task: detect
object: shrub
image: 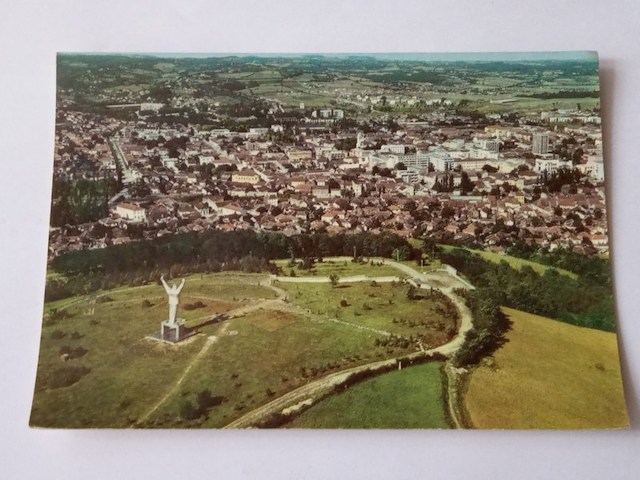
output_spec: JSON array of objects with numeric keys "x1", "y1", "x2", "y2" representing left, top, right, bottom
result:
[
  {"x1": 50, "y1": 330, "x2": 66, "y2": 340},
  {"x1": 179, "y1": 400, "x2": 201, "y2": 421},
  {"x1": 47, "y1": 366, "x2": 91, "y2": 389},
  {"x1": 255, "y1": 412, "x2": 290, "y2": 428},
  {"x1": 142, "y1": 299, "x2": 154, "y2": 308},
  {"x1": 96, "y1": 295, "x2": 113, "y2": 304},
  {"x1": 49, "y1": 309, "x2": 71, "y2": 321},
  {"x1": 183, "y1": 301, "x2": 206, "y2": 311},
  {"x1": 44, "y1": 280, "x2": 74, "y2": 302},
  {"x1": 196, "y1": 388, "x2": 223, "y2": 413},
  {"x1": 59, "y1": 345, "x2": 89, "y2": 359}
]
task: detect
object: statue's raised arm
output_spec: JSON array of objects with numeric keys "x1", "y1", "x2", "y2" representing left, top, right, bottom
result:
[
  {"x1": 160, "y1": 275, "x2": 170, "y2": 293},
  {"x1": 176, "y1": 279, "x2": 186, "y2": 294}
]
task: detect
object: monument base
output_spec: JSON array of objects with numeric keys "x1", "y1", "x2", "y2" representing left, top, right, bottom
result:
[{"x1": 147, "y1": 319, "x2": 196, "y2": 344}]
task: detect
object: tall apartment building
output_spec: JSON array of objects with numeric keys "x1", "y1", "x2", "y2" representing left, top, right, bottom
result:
[{"x1": 532, "y1": 132, "x2": 549, "y2": 155}]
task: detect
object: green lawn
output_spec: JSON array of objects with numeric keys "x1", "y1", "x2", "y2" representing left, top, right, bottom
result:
[
  {"x1": 32, "y1": 271, "x2": 424, "y2": 428},
  {"x1": 32, "y1": 267, "x2": 461, "y2": 429},
  {"x1": 288, "y1": 361, "x2": 450, "y2": 428},
  {"x1": 31, "y1": 273, "x2": 276, "y2": 428},
  {"x1": 277, "y1": 281, "x2": 457, "y2": 346},
  {"x1": 275, "y1": 258, "x2": 404, "y2": 278},
  {"x1": 150, "y1": 309, "x2": 381, "y2": 428}
]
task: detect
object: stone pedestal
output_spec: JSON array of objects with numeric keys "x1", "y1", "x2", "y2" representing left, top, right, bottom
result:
[{"x1": 161, "y1": 319, "x2": 190, "y2": 343}]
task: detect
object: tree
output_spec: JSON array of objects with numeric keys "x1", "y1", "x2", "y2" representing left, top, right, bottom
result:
[
  {"x1": 394, "y1": 162, "x2": 407, "y2": 171},
  {"x1": 129, "y1": 178, "x2": 151, "y2": 199},
  {"x1": 459, "y1": 171, "x2": 474, "y2": 195},
  {"x1": 180, "y1": 400, "x2": 201, "y2": 420},
  {"x1": 572, "y1": 148, "x2": 584, "y2": 165},
  {"x1": 392, "y1": 246, "x2": 410, "y2": 262},
  {"x1": 422, "y1": 237, "x2": 440, "y2": 259}
]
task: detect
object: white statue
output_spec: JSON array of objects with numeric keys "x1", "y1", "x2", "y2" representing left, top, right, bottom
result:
[{"x1": 161, "y1": 275, "x2": 185, "y2": 325}]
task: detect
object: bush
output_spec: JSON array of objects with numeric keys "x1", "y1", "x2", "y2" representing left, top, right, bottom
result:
[
  {"x1": 49, "y1": 309, "x2": 71, "y2": 321},
  {"x1": 46, "y1": 366, "x2": 91, "y2": 389},
  {"x1": 59, "y1": 345, "x2": 89, "y2": 359},
  {"x1": 96, "y1": 295, "x2": 113, "y2": 304},
  {"x1": 179, "y1": 400, "x2": 201, "y2": 421},
  {"x1": 196, "y1": 388, "x2": 223, "y2": 412},
  {"x1": 44, "y1": 280, "x2": 74, "y2": 302},
  {"x1": 142, "y1": 299, "x2": 154, "y2": 308},
  {"x1": 183, "y1": 301, "x2": 206, "y2": 311},
  {"x1": 255, "y1": 412, "x2": 290, "y2": 428},
  {"x1": 50, "y1": 330, "x2": 66, "y2": 339}
]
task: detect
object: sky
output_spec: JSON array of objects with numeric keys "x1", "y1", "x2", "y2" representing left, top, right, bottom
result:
[{"x1": 76, "y1": 51, "x2": 598, "y2": 62}]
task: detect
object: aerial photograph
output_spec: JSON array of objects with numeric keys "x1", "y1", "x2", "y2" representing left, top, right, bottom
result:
[{"x1": 30, "y1": 51, "x2": 628, "y2": 429}]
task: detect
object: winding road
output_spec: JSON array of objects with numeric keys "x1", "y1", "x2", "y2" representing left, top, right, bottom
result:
[
  {"x1": 133, "y1": 257, "x2": 473, "y2": 428},
  {"x1": 222, "y1": 257, "x2": 474, "y2": 428}
]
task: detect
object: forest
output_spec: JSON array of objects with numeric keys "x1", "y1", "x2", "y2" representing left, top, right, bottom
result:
[
  {"x1": 45, "y1": 230, "x2": 416, "y2": 301},
  {"x1": 442, "y1": 247, "x2": 616, "y2": 367}
]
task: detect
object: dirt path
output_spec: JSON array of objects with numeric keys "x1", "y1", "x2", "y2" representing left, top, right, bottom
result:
[
  {"x1": 133, "y1": 260, "x2": 474, "y2": 427},
  {"x1": 136, "y1": 334, "x2": 219, "y2": 426},
  {"x1": 272, "y1": 256, "x2": 474, "y2": 355},
  {"x1": 223, "y1": 257, "x2": 475, "y2": 428},
  {"x1": 224, "y1": 357, "x2": 398, "y2": 428},
  {"x1": 444, "y1": 363, "x2": 464, "y2": 429},
  {"x1": 134, "y1": 292, "x2": 279, "y2": 426}
]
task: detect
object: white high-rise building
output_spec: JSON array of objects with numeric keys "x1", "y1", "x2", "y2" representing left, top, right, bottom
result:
[{"x1": 532, "y1": 132, "x2": 549, "y2": 155}]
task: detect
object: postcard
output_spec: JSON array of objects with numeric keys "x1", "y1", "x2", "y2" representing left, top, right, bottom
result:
[{"x1": 30, "y1": 52, "x2": 628, "y2": 429}]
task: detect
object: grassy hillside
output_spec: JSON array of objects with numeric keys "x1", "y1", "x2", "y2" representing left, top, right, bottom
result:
[
  {"x1": 277, "y1": 280, "x2": 458, "y2": 346},
  {"x1": 32, "y1": 268, "x2": 448, "y2": 428},
  {"x1": 465, "y1": 307, "x2": 628, "y2": 429},
  {"x1": 288, "y1": 361, "x2": 450, "y2": 428},
  {"x1": 31, "y1": 273, "x2": 275, "y2": 428}
]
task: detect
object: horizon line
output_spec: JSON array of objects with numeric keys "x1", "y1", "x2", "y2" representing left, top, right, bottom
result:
[{"x1": 59, "y1": 51, "x2": 598, "y2": 62}]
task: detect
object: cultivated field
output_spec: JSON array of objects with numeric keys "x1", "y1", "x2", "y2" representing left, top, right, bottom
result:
[
  {"x1": 464, "y1": 307, "x2": 628, "y2": 429},
  {"x1": 288, "y1": 361, "x2": 450, "y2": 428}
]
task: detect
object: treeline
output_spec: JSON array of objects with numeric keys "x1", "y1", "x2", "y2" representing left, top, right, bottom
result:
[
  {"x1": 506, "y1": 242, "x2": 611, "y2": 287},
  {"x1": 525, "y1": 90, "x2": 600, "y2": 99},
  {"x1": 443, "y1": 248, "x2": 615, "y2": 367},
  {"x1": 46, "y1": 230, "x2": 415, "y2": 301},
  {"x1": 442, "y1": 248, "x2": 616, "y2": 332}
]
